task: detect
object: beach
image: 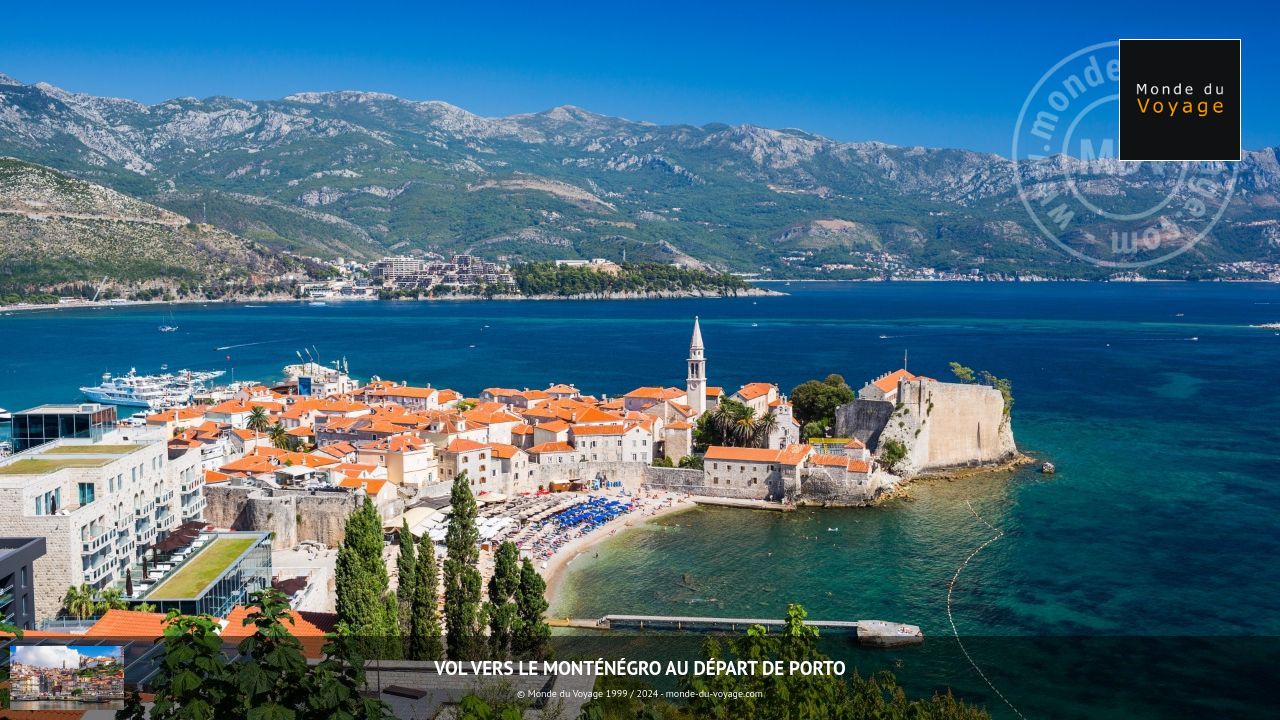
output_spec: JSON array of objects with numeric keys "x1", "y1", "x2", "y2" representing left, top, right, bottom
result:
[{"x1": 539, "y1": 492, "x2": 695, "y2": 609}]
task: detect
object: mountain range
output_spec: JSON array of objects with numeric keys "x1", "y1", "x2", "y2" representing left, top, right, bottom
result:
[{"x1": 2, "y1": 71, "x2": 1279, "y2": 284}]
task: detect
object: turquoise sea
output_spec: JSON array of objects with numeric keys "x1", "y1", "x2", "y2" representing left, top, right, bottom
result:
[{"x1": 2, "y1": 282, "x2": 1278, "y2": 718}]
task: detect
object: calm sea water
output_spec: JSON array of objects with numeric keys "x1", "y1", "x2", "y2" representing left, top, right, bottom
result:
[{"x1": 3, "y1": 282, "x2": 1279, "y2": 717}]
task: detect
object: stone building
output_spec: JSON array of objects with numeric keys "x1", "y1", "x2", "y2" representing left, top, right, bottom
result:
[{"x1": 0, "y1": 430, "x2": 203, "y2": 620}]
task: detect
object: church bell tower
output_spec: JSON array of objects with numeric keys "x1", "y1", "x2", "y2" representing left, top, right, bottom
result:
[{"x1": 687, "y1": 316, "x2": 707, "y2": 415}]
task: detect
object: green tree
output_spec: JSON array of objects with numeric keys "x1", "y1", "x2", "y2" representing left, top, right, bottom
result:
[
  {"x1": 681, "y1": 604, "x2": 989, "y2": 720},
  {"x1": 229, "y1": 589, "x2": 311, "y2": 718},
  {"x1": 949, "y1": 362, "x2": 976, "y2": 383},
  {"x1": 408, "y1": 533, "x2": 444, "y2": 660},
  {"x1": 246, "y1": 405, "x2": 271, "y2": 433},
  {"x1": 141, "y1": 612, "x2": 234, "y2": 719},
  {"x1": 97, "y1": 587, "x2": 129, "y2": 612},
  {"x1": 790, "y1": 378, "x2": 854, "y2": 429},
  {"x1": 269, "y1": 422, "x2": 293, "y2": 450},
  {"x1": 695, "y1": 399, "x2": 777, "y2": 449},
  {"x1": 879, "y1": 439, "x2": 908, "y2": 473},
  {"x1": 444, "y1": 471, "x2": 485, "y2": 660},
  {"x1": 486, "y1": 541, "x2": 522, "y2": 659},
  {"x1": 335, "y1": 497, "x2": 397, "y2": 657},
  {"x1": 395, "y1": 519, "x2": 417, "y2": 634},
  {"x1": 801, "y1": 420, "x2": 828, "y2": 441},
  {"x1": 512, "y1": 557, "x2": 551, "y2": 660},
  {"x1": 677, "y1": 454, "x2": 704, "y2": 470},
  {"x1": 63, "y1": 583, "x2": 98, "y2": 620},
  {"x1": 124, "y1": 590, "x2": 396, "y2": 720},
  {"x1": 651, "y1": 456, "x2": 675, "y2": 467}
]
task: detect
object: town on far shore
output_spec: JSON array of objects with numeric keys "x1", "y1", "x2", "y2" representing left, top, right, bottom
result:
[{"x1": 0, "y1": 317, "x2": 1017, "y2": 695}]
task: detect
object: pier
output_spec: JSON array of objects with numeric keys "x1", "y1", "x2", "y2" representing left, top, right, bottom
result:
[
  {"x1": 547, "y1": 614, "x2": 923, "y2": 646},
  {"x1": 687, "y1": 496, "x2": 793, "y2": 512}
]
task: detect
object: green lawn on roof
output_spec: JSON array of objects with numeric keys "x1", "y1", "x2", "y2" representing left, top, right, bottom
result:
[
  {"x1": 0, "y1": 457, "x2": 114, "y2": 475},
  {"x1": 145, "y1": 537, "x2": 257, "y2": 599},
  {"x1": 45, "y1": 444, "x2": 142, "y2": 455}
]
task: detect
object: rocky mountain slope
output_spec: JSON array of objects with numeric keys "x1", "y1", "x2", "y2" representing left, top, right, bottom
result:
[
  {"x1": 2, "y1": 72, "x2": 1279, "y2": 278},
  {"x1": 0, "y1": 157, "x2": 301, "y2": 296}
]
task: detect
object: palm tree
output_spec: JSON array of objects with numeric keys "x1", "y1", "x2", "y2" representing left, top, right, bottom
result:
[
  {"x1": 269, "y1": 422, "x2": 291, "y2": 450},
  {"x1": 62, "y1": 583, "x2": 98, "y2": 620},
  {"x1": 97, "y1": 587, "x2": 129, "y2": 612},
  {"x1": 246, "y1": 405, "x2": 270, "y2": 433},
  {"x1": 751, "y1": 411, "x2": 779, "y2": 448}
]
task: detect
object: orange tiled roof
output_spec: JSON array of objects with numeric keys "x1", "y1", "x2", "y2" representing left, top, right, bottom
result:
[
  {"x1": 571, "y1": 423, "x2": 626, "y2": 436},
  {"x1": 735, "y1": 382, "x2": 775, "y2": 401},
  {"x1": 527, "y1": 441, "x2": 575, "y2": 454},
  {"x1": 625, "y1": 386, "x2": 684, "y2": 400},
  {"x1": 489, "y1": 443, "x2": 525, "y2": 459},
  {"x1": 337, "y1": 477, "x2": 388, "y2": 495},
  {"x1": 809, "y1": 454, "x2": 851, "y2": 467},
  {"x1": 778, "y1": 444, "x2": 813, "y2": 466},
  {"x1": 572, "y1": 406, "x2": 625, "y2": 424},
  {"x1": 84, "y1": 608, "x2": 171, "y2": 640},
  {"x1": 844, "y1": 438, "x2": 866, "y2": 449},
  {"x1": 223, "y1": 605, "x2": 331, "y2": 658},
  {"x1": 848, "y1": 459, "x2": 871, "y2": 473},
  {"x1": 146, "y1": 406, "x2": 206, "y2": 422},
  {"x1": 536, "y1": 419, "x2": 571, "y2": 432},
  {"x1": 871, "y1": 369, "x2": 917, "y2": 393},
  {"x1": 205, "y1": 469, "x2": 233, "y2": 484},
  {"x1": 704, "y1": 446, "x2": 782, "y2": 463},
  {"x1": 445, "y1": 438, "x2": 489, "y2": 453},
  {"x1": 365, "y1": 433, "x2": 427, "y2": 452},
  {"x1": 546, "y1": 383, "x2": 579, "y2": 394},
  {"x1": 666, "y1": 421, "x2": 694, "y2": 430}
]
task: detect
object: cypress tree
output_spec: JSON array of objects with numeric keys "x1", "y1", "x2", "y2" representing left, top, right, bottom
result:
[
  {"x1": 443, "y1": 471, "x2": 484, "y2": 660},
  {"x1": 335, "y1": 497, "x2": 397, "y2": 656},
  {"x1": 396, "y1": 518, "x2": 417, "y2": 633},
  {"x1": 513, "y1": 557, "x2": 552, "y2": 660},
  {"x1": 408, "y1": 532, "x2": 444, "y2": 660},
  {"x1": 486, "y1": 540, "x2": 521, "y2": 658}
]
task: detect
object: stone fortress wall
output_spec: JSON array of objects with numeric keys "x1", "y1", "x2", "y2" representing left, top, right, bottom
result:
[{"x1": 835, "y1": 378, "x2": 1017, "y2": 478}]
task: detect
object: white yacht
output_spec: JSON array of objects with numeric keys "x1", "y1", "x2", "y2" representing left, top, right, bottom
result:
[{"x1": 80, "y1": 368, "x2": 225, "y2": 409}]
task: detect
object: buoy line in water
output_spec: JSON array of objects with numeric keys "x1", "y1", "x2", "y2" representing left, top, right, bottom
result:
[{"x1": 946, "y1": 500, "x2": 1028, "y2": 720}]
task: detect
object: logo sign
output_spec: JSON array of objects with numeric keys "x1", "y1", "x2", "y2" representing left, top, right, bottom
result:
[
  {"x1": 1012, "y1": 41, "x2": 1239, "y2": 269},
  {"x1": 1119, "y1": 39, "x2": 1241, "y2": 161}
]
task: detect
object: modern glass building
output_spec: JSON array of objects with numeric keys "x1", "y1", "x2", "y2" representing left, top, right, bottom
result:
[
  {"x1": 10, "y1": 404, "x2": 118, "y2": 452},
  {"x1": 0, "y1": 537, "x2": 45, "y2": 630},
  {"x1": 140, "y1": 532, "x2": 272, "y2": 618}
]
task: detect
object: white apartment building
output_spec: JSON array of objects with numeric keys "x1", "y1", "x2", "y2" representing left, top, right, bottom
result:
[{"x1": 0, "y1": 430, "x2": 203, "y2": 620}]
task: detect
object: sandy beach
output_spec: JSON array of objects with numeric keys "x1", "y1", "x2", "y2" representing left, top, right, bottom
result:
[{"x1": 539, "y1": 493, "x2": 696, "y2": 611}]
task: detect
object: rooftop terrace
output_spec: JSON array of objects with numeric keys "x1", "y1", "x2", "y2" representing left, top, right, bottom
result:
[
  {"x1": 144, "y1": 536, "x2": 259, "y2": 600},
  {"x1": 0, "y1": 441, "x2": 147, "y2": 475}
]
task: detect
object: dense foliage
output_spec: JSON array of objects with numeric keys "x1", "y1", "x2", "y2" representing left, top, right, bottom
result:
[
  {"x1": 694, "y1": 398, "x2": 777, "y2": 449},
  {"x1": 486, "y1": 541, "x2": 521, "y2": 658},
  {"x1": 118, "y1": 589, "x2": 394, "y2": 720},
  {"x1": 512, "y1": 262, "x2": 752, "y2": 297},
  {"x1": 335, "y1": 497, "x2": 398, "y2": 655},
  {"x1": 395, "y1": 519, "x2": 417, "y2": 634},
  {"x1": 408, "y1": 531, "x2": 444, "y2": 660},
  {"x1": 790, "y1": 374, "x2": 855, "y2": 438},
  {"x1": 444, "y1": 471, "x2": 486, "y2": 660},
  {"x1": 512, "y1": 557, "x2": 552, "y2": 660}
]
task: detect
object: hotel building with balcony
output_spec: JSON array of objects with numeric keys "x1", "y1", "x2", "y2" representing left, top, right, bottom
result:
[{"x1": 0, "y1": 428, "x2": 203, "y2": 621}]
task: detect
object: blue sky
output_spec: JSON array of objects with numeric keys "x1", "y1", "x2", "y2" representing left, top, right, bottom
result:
[{"x1": 2, "y1": 0, "x2": 1273, "y2": 154}]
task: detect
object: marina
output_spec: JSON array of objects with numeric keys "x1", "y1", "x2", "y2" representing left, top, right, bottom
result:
[{"x1": 79, "y1": 368, "x2": 226, "y2": 409}]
